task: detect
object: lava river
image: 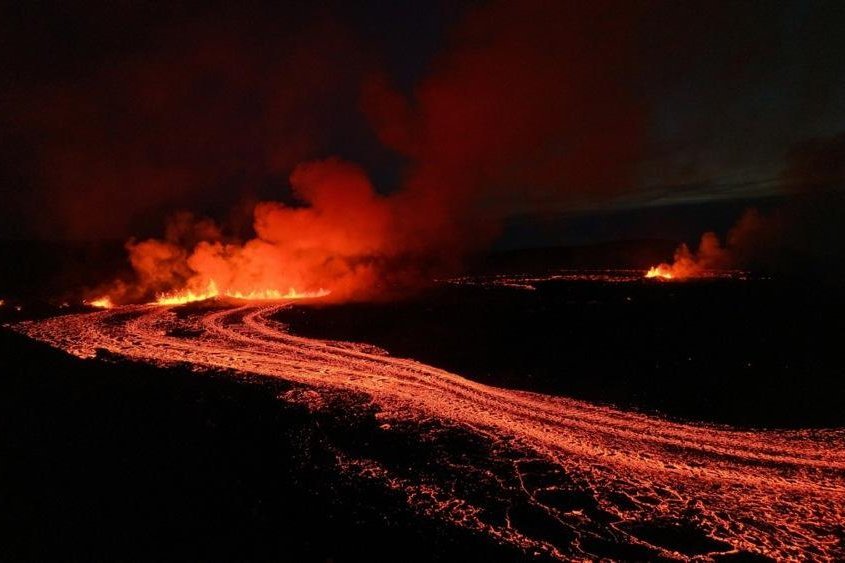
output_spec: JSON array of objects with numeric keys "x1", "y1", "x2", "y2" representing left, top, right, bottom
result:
[{"x1": 14, "y1": 303, "x2": 845, "y2": 560}]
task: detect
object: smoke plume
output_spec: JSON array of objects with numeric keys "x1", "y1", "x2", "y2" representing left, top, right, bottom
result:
[
  {"x1": 649, "y1": 132, "x2": 845, "y2": 281},
  {"x1": 102, "y1": 0, "x2": 645, "y2": 303}
]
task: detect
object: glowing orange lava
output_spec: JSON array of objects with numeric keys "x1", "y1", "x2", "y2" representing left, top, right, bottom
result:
[
  {"x1": 645, "y1": 265, "x2": 674, "y2": 279},
  {"x1": 154, "y1": 280, "x2": 329, "y2": 305},
  {"x1": 86, "y1": 296, "x2": 114, "y2": 308},
  {"x1": 14, "y1": 305, "x2": 845, "y2": 560}
]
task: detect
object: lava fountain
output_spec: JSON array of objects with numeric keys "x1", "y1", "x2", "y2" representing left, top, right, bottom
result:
[
  {"x1": 154, "y1": 279, "x2": 330, "y2": 305},
  {"x1": 13, "y1": 303, "x2": 845, "y2": 560},
  {"x1": 645, "y1": 265, "x2": 675, "y2": 280}
]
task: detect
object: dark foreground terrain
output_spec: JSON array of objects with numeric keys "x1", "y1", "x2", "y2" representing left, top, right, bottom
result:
[{"x1": 0, "y1": 329, "x2": 544, "y2": 562}]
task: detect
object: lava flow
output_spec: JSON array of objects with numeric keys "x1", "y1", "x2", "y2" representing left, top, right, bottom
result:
[
  {"x1": 14, "y1": 304, "x2": 845, "y2": 560},
  {"x1": 154, "y1": 279, "x2": 329, "y2": 305}
]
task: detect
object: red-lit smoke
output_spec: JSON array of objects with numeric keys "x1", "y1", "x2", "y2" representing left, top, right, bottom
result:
[
  {"x1": 3, "y1": 17, "x2": 370, "y2": 241},
  {"x1": 646, "y1": 231, "x2": 729, "y2": 279},
  {"x1": 101, "y1": 1, "x2": 645, "y2": 303},
  {"x1": 122, "y1": 160, "x2": 397, "y2": 302}
]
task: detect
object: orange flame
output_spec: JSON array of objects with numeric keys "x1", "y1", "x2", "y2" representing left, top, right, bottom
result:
[
  {"x1": 644, "y1": 265, "x2": 674, "y2": 280},
  {"x1": 154, "y1": 279, "x2": 329, "y2": 305},
  {"x1": 87, "y1": 296, "x2": 115, "y2": 308}
]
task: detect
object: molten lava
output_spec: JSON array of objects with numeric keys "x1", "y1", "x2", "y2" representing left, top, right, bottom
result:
[
  {"x1": 14, "y1": 304, "x2": 845, "y2": 560},
  {"x1": 645, "y1": 265, "x2": 674, "y2": 280},
  {"x1": 86, "y1": 296, "x2": 114, "y2": 308},
  {"x1": 645, "y1": 264, "x2": 678, "y2": 280},
  {"x1": 154, "y1": 279, "x2": 329, "y2": 305}
]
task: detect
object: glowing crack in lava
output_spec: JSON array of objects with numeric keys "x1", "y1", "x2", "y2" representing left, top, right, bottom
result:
[
  {"x1": 154, "y1": 279, "x2": 330, "y2": 305},
  {"x1": 14, "y1": 305, "x2": 845, "y2": 560}
]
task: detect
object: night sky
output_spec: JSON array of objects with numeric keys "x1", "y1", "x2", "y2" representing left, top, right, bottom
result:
[{"x1": 1, "y1": 0, "x2": 844, "y2": 248}]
